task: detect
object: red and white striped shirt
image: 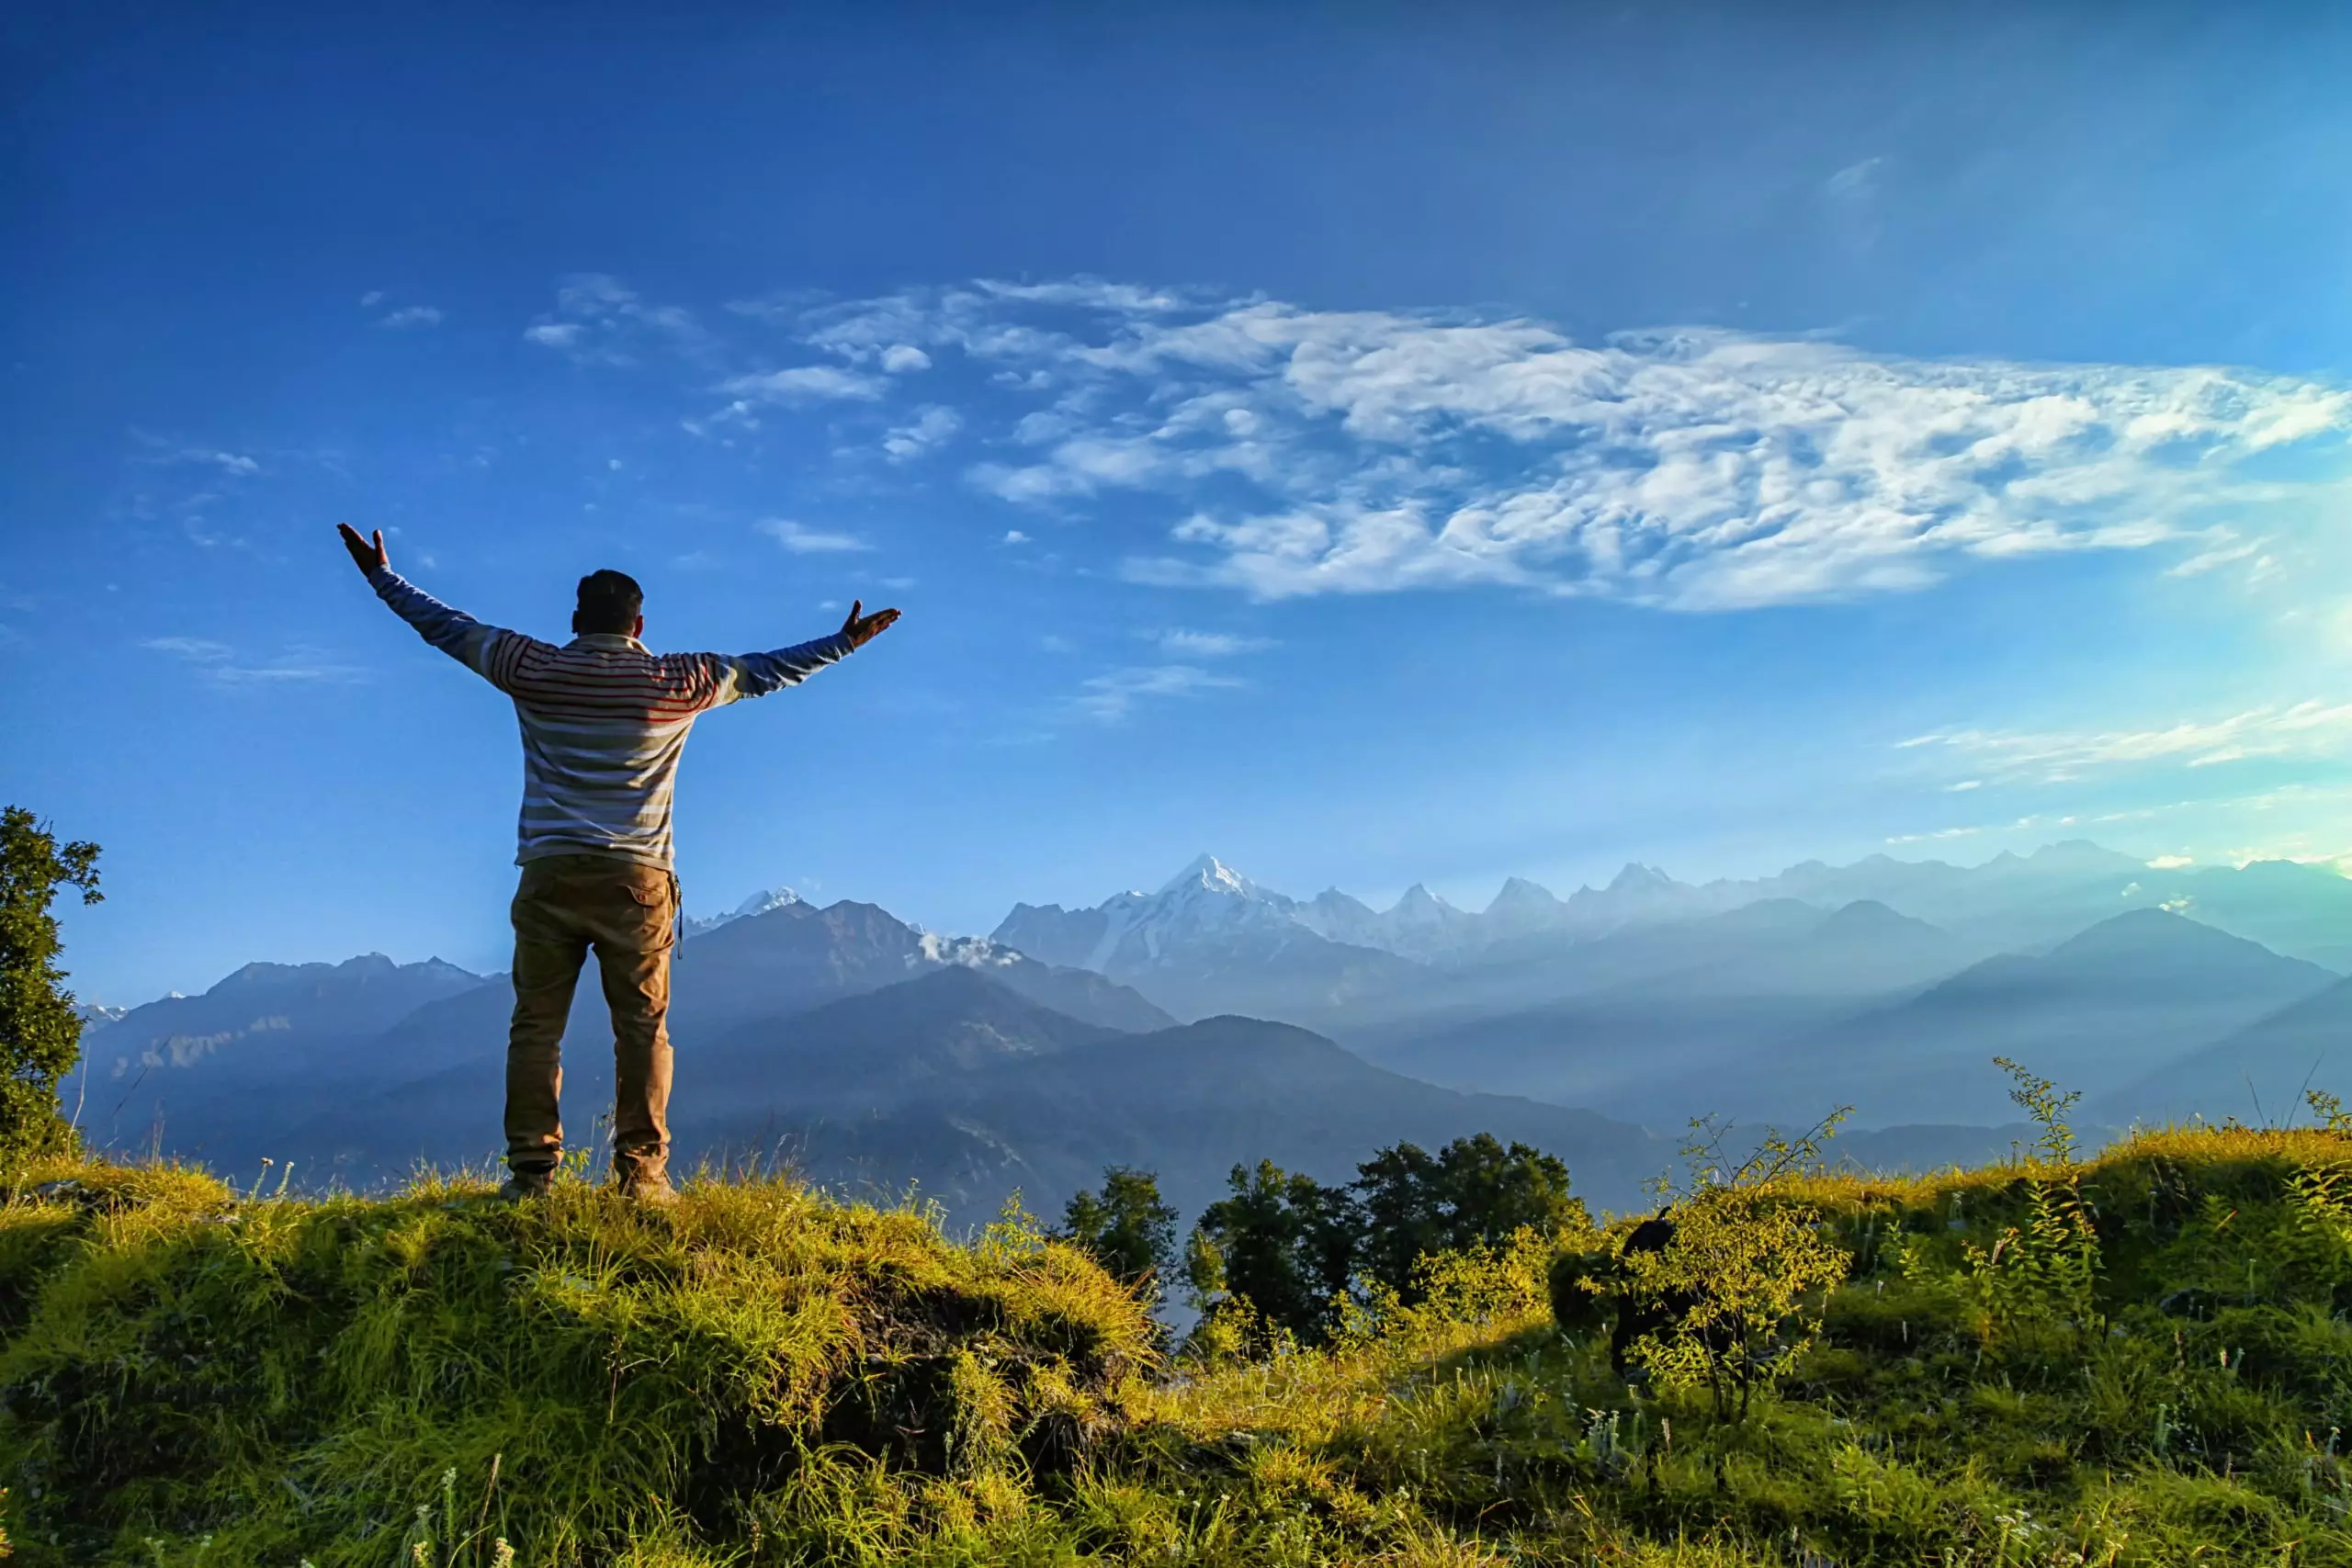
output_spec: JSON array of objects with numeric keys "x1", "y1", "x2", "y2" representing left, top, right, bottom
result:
[{"x1": 370, "y1": 568, "x2": 854, "y2": 866}]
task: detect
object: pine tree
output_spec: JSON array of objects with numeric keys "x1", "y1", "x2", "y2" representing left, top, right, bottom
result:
[{"x1": 0, "y1": 806, "x2": 103, "y2": 1163}]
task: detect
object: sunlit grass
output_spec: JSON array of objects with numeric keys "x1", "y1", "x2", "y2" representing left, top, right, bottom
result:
[{"x1": 9, "y1": 1122, "x2": 2352, "y2": 1563}]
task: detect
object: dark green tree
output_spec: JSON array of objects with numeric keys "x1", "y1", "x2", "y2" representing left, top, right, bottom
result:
[
  {"x1": 1055, "y1": 1165, "x2": 1180, "y2": 1295},
  {"x1": 0, "y1": 807, "x2": 103, "y2": 1162},
  {"x1": 1353, "y1": 1134, "x2": 1585, "y2": 1301},
  {"x1": 1190, "y1": 1158, "x2": 1361, "y2": 1344}
]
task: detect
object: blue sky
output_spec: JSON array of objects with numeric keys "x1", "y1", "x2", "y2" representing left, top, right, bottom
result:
[{"x1": 8, "y1": 2, "x2": 2352, "y2": 1003}]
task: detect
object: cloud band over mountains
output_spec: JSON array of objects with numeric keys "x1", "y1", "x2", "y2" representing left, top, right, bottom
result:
[{"x1": 757, "y1": 280, "x2": 2352, "y2": 612}]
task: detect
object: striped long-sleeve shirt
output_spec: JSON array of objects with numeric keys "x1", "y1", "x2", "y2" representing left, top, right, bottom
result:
[{"x1": 368, "y1": 567, "x2": 855, "y2": 866}]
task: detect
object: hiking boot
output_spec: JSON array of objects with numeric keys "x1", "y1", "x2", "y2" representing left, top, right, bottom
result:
[
  {"x1": 494, "y1": 1168, "x2": 554, "y2": 1202},
  {"x1": 617, "y1": 1171, "x2": 679, "y2": 1208}
]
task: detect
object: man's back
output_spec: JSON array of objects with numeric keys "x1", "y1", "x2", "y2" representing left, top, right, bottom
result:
[{"x1": 363, "y1": 562, "x2": 858, "y2": 865}]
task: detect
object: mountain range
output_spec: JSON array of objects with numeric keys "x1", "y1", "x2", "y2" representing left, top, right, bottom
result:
[
  {"x1": 70, "y1": 895, "x2": 1672, "y2": 1222},
  {"x1": 71, "y1": 840, "x2": 2352, "y2": 1227}
]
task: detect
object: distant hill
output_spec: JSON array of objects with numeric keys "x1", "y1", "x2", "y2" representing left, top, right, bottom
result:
[
  {"x1": 276, "y1": 961, "x2": 1136, "y2": 1180},
  {"x1": 2094, "y1": 976, "x2": 2352, "y2": 1130},
  {"x1": 1353, "y1": 899, "x2": 1981, "y2": 1122},
  {"x1": 69, "y1": 953, "x2": 487, "y2": 1151},
  {"x1": 1736, "y1": 909, "x2": 2335, "y2": 1127},
  {"x1": 270, "y1": 964, "x2": 1666, "y2": 1222},
  {"x1": 687, "y1": 964, "x2": 1122, "y2": 1104},
  {"x1": 686, "y1": 1009, "x2": 1671, "y2": 1222},
  {"x1": 91, "y1": 900, "x2": 1167, "y2": 1179}
]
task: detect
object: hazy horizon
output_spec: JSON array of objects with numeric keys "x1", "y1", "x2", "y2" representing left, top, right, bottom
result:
[{"x1": 62, "y1": 833, "x2": 2334, "y2": 1008}]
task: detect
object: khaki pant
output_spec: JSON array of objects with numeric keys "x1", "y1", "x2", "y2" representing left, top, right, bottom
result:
[{"x1": 506, "y1": 853, "x2": 676, "y2": 1181}]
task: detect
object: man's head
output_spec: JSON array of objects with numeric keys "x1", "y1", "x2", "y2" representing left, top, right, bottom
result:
[{"x1": 573, "y1": 570, "x2": 645, "y2": 638}]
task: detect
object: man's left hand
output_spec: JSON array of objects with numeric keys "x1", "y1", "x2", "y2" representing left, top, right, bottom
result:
[{"x1": 841, "y1": 600, "x2": 901, "y2": 649}]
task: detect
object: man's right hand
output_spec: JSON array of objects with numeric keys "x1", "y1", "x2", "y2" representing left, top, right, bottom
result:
[{"x1": 337, "y1": 523, "x2": 389, "y2": 576}]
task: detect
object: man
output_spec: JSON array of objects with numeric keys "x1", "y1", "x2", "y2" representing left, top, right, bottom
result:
[{"x1": 336, "y1": 523, "x2": 899, "y2": 1203}]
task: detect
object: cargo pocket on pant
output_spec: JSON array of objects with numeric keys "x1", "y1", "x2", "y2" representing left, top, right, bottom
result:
[{"x1": 622, "y1": 879, "x2": 674, "y2": 952}]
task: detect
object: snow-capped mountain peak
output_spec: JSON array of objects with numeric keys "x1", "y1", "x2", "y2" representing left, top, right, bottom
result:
[
  {"x1": 684, "y1": 886, "x2": 802, "y2": 937},
  {"x1": 1159, "y1": 853, "x2": 1259, "y2": 899}
]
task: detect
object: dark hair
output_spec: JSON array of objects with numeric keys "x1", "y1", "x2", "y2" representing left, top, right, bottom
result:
[{"x1": 574, "y1": 570, "x2": 644, "y2": 635}]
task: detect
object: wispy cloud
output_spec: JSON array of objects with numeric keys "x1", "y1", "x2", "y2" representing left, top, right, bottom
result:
[
  {"x1": 1899, "y1": 701, "x2": 2352, "y2": 782},
  {"x1": 153, "y1": 448, "x2": 259, "y2": 477},
  {"x1": 1152, "y1": 628, "x2": 1274, "y2": 658},
  {"x1": 144, "y1": 637, "x2": 233, "y2": 662},
  {"x1": 2165, "y1": 526, "x2": 2270, "y2": 579},
  {"x1": 767, "y1": 282, "x2": 2349, "y2": 611},
  {"x1": 523, "y1": 274, "x2": 710, "y2": 366},
  {"x1": 880, "y1": 405, "x2": 961, "y2": 463},
  {"x1": 758, "y1": 518, "x2": 873, "y2": 554},
  {"x1": 1073, "y1": 663, "x2": 1244, "y2": 723},
  {"x1": 143, "y1": 637, "x2": 363, "y2": 685},
  {"x1": 721, "y1": 365, "x2": 886, "y2": 404},
  {"x1": 379, "y1": 305, "x2": 444, "y2": 330},
  {"x1": 1823, "y1": 155, "x2": 1886, "y2": 201}
]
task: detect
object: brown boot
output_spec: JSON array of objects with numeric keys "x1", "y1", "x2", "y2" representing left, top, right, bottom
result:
[
  {"x1": 617, "y1": 1168, "x2": 678, "y2": 1207},
  {"x1": 495, "y1": 1166, "x2": 554, "y2": 1203}
]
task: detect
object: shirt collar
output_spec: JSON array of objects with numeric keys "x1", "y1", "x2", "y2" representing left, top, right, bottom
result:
[{"x1": 567, "y1": 633, "x2": 649, "y2": 653}]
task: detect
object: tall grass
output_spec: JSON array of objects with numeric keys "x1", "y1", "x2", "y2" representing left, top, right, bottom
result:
[{"x1": 9, "y1": 1122, "x2": 2352, "y2": 1564}]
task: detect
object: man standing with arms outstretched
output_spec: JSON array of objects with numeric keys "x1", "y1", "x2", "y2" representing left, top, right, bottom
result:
[{"x1": 337, "y1": 524, "x2": 900, "y2": 1203}]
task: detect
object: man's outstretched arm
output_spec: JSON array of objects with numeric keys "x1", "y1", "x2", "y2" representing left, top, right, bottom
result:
[
  {"x1": 337, "y1": 524, "x2": 528, "y2": 688},
  {"x1": 714, "y1": 600, "x2": 902, "y2": 703}
]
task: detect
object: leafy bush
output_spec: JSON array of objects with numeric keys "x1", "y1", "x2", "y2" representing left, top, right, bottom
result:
[
  {"x1": 0, "y1": 807, "x2": 101, "y2": 1164},
  {"x1": 1189, "y1": 1136, "x2": 1591, "y2": 1350}
]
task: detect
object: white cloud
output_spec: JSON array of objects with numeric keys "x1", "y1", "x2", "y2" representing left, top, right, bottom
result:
[
  {"x1": 2147, "y1": 853, "x2": 2195, "y2": 869},
  {"x1": 155, "y1": 449, "x2": 259, "y2": 477},
  {"x1": 379, "y1": 306, "x2": 444, "y2": 330},
  {"x1": 720, "y1": 366, "x2": 885, "y2": 404},
  {"x1": 880, "y1": 405, "x2": 960, "y2": 463},
  {"x1": 143, "y1": 637, "x2": 361, "y2": 685},
  {"x1": 790, "y1": 282, "x2": 2350, "y2": 611},
  {"x1": 1073, "y1": 663, "x2": 1244, "y2": 723},
  {"x1": 880, "y1": 344, "x2": 932, "y2": 373},
  {"x1": 359, "y1": 290, "x2": 386, "y2": 307},
  {"x1": 1899, "y1": 700, "x2": 2352, "y2": 781},
  {"x1": 1153, "y1": 628, "x2": 1273, "y2": 658},
  {"x1": 1823, "y1": 156, "x2": 1885, "y2": 201},
  {"x1": 523, "y1": 274, "x2": 709, "y2": 366},
  {"x1": 143, "y1": 637, "x2": 232, "y2": 663},
  {"x1": 2165, "y1": 527, "x2": 2268, "y2": 578},
  {"x1": 1002, "y1": 530, "x2": 1031, "y2": 545},
  {"x1": 758, "y1": 518, "x2": 873, "y2": 554}
]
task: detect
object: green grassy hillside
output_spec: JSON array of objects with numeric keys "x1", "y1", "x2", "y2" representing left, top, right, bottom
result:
[{"x1": 8, "y1": 1123, "x2": 2352, "y2": 1565}]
